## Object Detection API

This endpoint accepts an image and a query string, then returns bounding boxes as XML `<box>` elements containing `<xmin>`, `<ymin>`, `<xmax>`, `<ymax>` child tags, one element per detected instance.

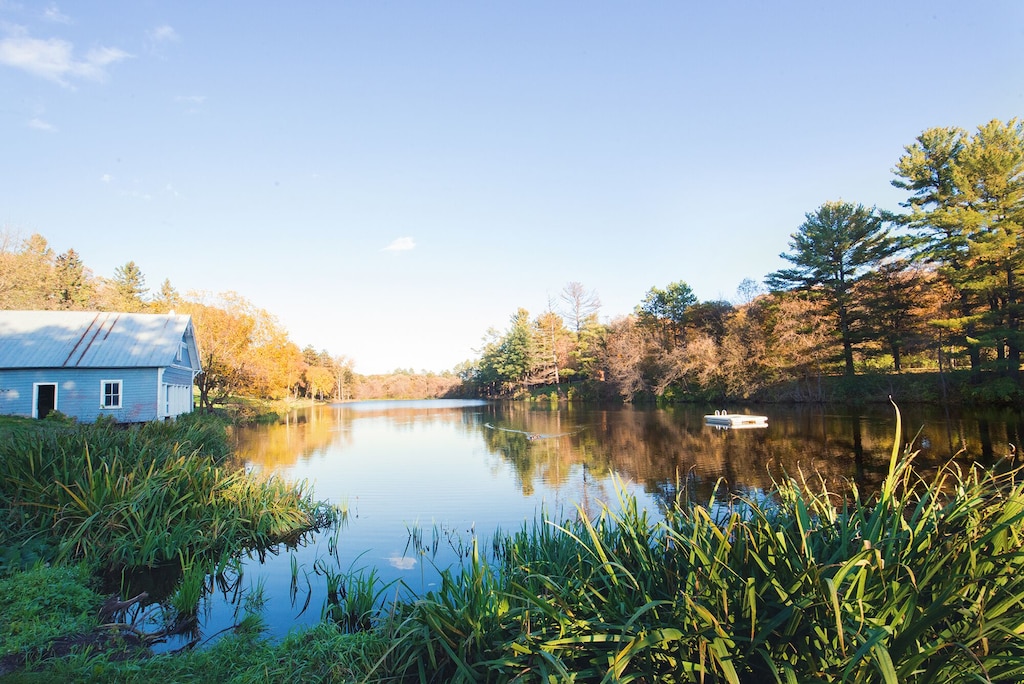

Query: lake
<box><xmin>182</xmin><ymin>399</ymin><xmax>1024</xmax><ymax>645</ymax></box>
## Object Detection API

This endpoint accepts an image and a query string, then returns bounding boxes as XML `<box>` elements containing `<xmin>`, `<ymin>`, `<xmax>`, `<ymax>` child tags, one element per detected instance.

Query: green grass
<box><xmin>0</xmin><ymin>562</ymin><xmax>103</xmax><ymax>657</ymax></box>
<box><xmin>3</xmin><ymin>608</ymin><xmax>388</xmax><ymax>683</ymax></box>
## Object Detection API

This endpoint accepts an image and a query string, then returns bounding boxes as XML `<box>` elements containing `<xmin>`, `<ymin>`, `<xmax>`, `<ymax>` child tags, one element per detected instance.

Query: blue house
<box><xmin>0</xmin><ymin>310</ymin><xmax>202</xmax><ymax>422</ymax></box>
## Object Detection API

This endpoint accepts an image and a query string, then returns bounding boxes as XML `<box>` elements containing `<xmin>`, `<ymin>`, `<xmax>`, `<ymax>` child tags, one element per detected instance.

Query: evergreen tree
<box><xmin>494</xmin><ymin>308</ymin><xmax>536</xmax><ymax>392</ymax></box>
<box><xmin>891</xmin><ymin>126</ymin><xmax>982</xmax><ymax>372</ymax></box>
<box><xmin>52</xmin><ymin>248</ymin><xmax>91</xmax><ymax>309</ymax></box>
<box><xmin>152</xmin><ymin>278</ymin><xmax>181</xmax><ymax>311</ymax></box>
<box><xmin>636</xmin><ymin>280</ymin><xmax>697</xmax><ymax>345</ymax></box>
<box><xmin>893</xmin><ymin>119</ymin><xmax>1024</xmax><ymax>375</ymax></box>
<box><xmin>767</xmin><ymin>201</ymin><xmax>902</xmax><ymax>376</ymax></box>
<box><xmin>111</xmin><ymin>261</ymin><xmax>149</xmax><ymax>312</ymax></box>
<box><xmin>954</xmin><ymin>119</ymin><xmax>1024</xmax><ymax>373</ymax></box>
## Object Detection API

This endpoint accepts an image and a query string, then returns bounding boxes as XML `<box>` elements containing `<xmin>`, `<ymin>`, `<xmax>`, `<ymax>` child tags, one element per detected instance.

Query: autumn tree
<box><xmin>0</xmin><ymin>232</ymin><xmax>55</xmax><ymax>309</ymax></box>
<box><xmin>333</xmin><ymin>355</ymin><xmax>355</xmax><ymax>401</ymax></box>
<box><xmin>717</xmin><ymin>296</ymin><xmax>774</xmax><ymax>397</ymax></box>
<box><xmin>684</xmin><ymin>300</ymin><xmax>734</xmax><ymax>343</ymax></box>
<box><xmin>555</xmin><ymin>282</ymin><xmax>605</xmax><ymax>381</ymax></box>
<box><xmin>858</xmin><ymin>261</ymin><xmax>945</xmax><ymax>371</ymax></box>
<box><xmin>767</xmin><ymin>201</ymin><xmax>902</xmax><ymax>376</ymax></box>
<box><xmin>177</xmin><ymin>292</ymin><xmax>262</xmax><ymax>408</ymax></box>
<box><xmin>243</xmin><ymin>306</ymin><xmax>302</xmax><ymax>399</ymax></box>
<box><xmin>761</xmin><ymin>293</ymin><xmax>837</xmax><ymax>393</ymax></box>
<box><xmin>533</xmin><ymin>306</ymin><xmax>575</xmax><ymax>385</ymax></box>
<box><xmin>600</xmin><ymin>315</ymin><xmax>653</xmax><ymax>402</ymax></box>
<box><xmin>306</xmin><ymin>366</ymin><xmax>335</xmax><ymax>400</ymax></box>
<box><xmin>298</xmin><ymin>348</ymin><xmax>355</xmax><ymax>401</ymax></box>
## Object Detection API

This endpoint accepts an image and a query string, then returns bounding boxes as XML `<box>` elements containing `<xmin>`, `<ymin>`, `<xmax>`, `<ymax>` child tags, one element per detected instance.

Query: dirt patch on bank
<box><xmin>0</xmin><ymin>628</ymin><xmax>151</xmax><ymax>678</ymax></box>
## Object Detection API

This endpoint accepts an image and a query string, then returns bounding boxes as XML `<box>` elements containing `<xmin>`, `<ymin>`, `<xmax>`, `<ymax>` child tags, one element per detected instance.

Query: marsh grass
<box><xmin>0</xmin><ymin>414</ymin><xmax>337</xmax><ymax>572</ymax></box>
<box><xmin>378</xmin><ymin>405</ymin><xmax>1024</xmax><ymax>683</ymax></box>
<box><xmin>315</xmin><ymin>559</ymin><xmax>396</xmax><ymax>633</ymax></box>
<box><xmin>0</xmin><ymin>412</ymin><xmax>342</xmax><ymax>647</ymax></box>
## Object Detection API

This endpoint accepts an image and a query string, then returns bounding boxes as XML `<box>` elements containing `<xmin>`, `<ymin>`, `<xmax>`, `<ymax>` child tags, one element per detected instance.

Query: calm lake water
<box><xmin>181</xmin><ymin>398</ymin><xmax>1024</xmax><ymax>645</ymax></box>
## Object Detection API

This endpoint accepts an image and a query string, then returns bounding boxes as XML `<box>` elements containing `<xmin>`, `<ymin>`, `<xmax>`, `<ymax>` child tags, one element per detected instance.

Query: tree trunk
<box><xmin>890</xmin><ymin>336</ymin><xmax>902</xmax><ymax>373</ymax></box>
<box><xmin>838</xmin><ymin>305</ymin><xmax>856</xmax><ymax>376</ymax></box>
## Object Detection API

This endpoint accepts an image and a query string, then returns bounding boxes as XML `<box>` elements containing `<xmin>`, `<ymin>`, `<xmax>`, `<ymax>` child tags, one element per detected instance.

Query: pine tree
<box><xmin>767</xmin><ymin>201</ymin><xmax>902</xmax><ymax>376</ymax></box>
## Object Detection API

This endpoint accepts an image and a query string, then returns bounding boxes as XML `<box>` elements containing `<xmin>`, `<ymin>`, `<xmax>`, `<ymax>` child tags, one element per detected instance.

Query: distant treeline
<box><xmin>3</xmin><ymin>118</ymin><xmax>1022</xmax><ymax>405</ymax></box>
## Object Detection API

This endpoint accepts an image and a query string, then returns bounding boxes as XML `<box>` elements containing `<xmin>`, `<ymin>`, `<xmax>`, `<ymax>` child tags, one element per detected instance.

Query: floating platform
<box><xmin>703</xmin><ymin>411</ymin><xmax>768</xmax><ymax>429</ymax></box>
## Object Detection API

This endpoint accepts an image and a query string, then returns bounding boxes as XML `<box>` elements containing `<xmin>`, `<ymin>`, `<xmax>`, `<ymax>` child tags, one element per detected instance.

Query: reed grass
<box><xmin>378</xmin><ymin>405</ymin><xmax>1024</xmax><ymax>683</ymax></box>
<box><xmin>0</xmin><ymin>415</ymin><xmax>339</xmax><ymax>574</ymax></box>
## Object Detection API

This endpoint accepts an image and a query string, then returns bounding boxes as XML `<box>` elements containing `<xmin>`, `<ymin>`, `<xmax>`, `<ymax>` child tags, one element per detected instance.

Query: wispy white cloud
<box><xmin>147</xmin><ymin>24</ymin><xmax>178</xmax><ymax>44</ymax></box>
<box><xmin>41</xmin><ymin>4</ymin><xmax>71</xmax><ymax>24</ymax></box>
<box><xmin>0</xmin><ymin>27</ymin><xmax>131</xmax><ymax>86</ymax></box>
<box><xmin>27</xmin><ymin>116</ymin><xmax>55</xmax><ymax>131</ymax></box>
<box><xmin>383</xmin><ymin>237</ymin><xmax>416</xmax><ymax>252</ymax></box>
<box><xmin>100</xmin><ymin>173</ymin><xmax>112</xmax><ymax>183</ymax></box>
<box><xmin>146</xmin><ymin>25</ymin><xmax>178</xmax><ymax>59</ymax></box>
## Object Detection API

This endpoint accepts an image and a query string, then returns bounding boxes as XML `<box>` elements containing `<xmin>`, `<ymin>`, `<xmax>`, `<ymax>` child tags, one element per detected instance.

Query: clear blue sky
<box><xmin>2</xmin><ymin>2</ymin><xmax>1021</xmax><ymax>374</ymax></box>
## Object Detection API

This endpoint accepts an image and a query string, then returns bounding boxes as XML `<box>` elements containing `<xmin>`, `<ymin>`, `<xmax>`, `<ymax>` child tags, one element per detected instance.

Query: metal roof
<box><xmin>0</xmin><ymin>311</ymin><xmax>196</xmax><ymax>369</ymax></box>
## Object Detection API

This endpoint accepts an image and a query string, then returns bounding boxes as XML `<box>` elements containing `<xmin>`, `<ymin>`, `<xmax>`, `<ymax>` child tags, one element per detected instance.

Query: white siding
<box><xmin>163</xmin><ymin>383</ymin><xmax>193</xmax><ymax>418</ymax></box>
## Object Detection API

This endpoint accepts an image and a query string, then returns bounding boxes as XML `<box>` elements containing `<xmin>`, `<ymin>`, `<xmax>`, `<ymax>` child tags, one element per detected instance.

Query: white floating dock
<box><xmin>703</xmin><ymin>411</ymin><xmax>768</xmax><ymax>429</ymax></box>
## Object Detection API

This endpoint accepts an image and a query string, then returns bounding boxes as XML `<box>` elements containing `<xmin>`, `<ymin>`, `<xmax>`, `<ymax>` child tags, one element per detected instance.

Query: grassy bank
<box><xmin>0</xmin><ymin>413</ymin><xmax>336</xmax><ymax>573</ymax></box>
<box><xmin>0</xmin><ymin>412</ymin><xmax>342</xmax><ymax>676</ymax></box>
<box><xmin>4</xmin><ymin>408</ymin><xmax>1024</xmax><ymax>681</ymax></box>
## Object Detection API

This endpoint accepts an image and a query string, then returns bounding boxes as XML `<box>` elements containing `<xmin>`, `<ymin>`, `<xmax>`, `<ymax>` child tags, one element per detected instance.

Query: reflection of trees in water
<box><xmin>237</xmin><ymin>402</ymin><xmax>494</xmax><ymax>471</ymax></box>
<box><xmin>475</xmin><ymin>403</ymin><xmax>1024</xmax><ymax>514</ymax></box>
<box><xmin>233</xmin><ymin>406</ymin><xmax>355</xmax><ymax>470</ymax></box>
<box><xmin>236</xmin><ymin>401</ymin><xmax>1024</xmax><ymax>515</ymax></box>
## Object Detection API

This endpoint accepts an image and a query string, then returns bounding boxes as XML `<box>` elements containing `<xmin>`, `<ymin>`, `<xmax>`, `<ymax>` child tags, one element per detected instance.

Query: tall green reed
<box><xmin>0</xmin><ymin>416</ymin><xmax>340</xmax><ymax>572</ymax></box>
<box><xmin>377</xmin><ymin>404</ymin><xmax>1024</xmax><ymax>683</ymax></box>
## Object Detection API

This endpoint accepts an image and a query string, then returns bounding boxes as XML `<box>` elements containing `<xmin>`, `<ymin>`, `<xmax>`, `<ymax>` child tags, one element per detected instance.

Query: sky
<box><xmin>2</xmin><ymin>2</ymin><xmax>1022</xmax><ymax>374</ymax></box>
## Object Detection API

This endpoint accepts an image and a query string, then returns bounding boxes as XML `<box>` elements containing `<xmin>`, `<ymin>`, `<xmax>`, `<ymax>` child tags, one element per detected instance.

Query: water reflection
<box><xmin>216</xmin><ymin>399</ymin><xmax>1024</xmax><ymax>641</ymax></box>
<box><xmin>233</xmin><ymin>400</ymin><xmax>1024</xmax><ymax>515</ymax></box>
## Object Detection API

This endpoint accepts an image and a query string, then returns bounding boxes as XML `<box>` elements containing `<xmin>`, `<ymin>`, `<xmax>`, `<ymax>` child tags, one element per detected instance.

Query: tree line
<box><xmin>462</xmin><ymin>119</ymin><xmax>1024</xmax><ymax>402</ymax></box>
<box><xmin>4</xmin><ymin>118</ymin><xmax>1021</xmax><ymax>405</ymax></box>
<box><xmin>0</xmin><ymin>241</ymin><xmax>462</xmax><ymax>404</ymax></box>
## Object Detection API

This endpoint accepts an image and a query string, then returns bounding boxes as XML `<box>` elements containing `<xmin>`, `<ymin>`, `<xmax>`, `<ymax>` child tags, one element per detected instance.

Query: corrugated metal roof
<box><xmin>0</xmin><ymin>311</ymin><xmax>194</xmax><ymax>369</ymax></box>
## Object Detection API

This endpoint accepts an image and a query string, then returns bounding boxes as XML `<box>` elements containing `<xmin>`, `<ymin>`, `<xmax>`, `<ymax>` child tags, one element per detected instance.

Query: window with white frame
<box><xmin>101</xmin><ymin>380</ymin><xmax>122</xmax><ymax>409</ymax></box>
